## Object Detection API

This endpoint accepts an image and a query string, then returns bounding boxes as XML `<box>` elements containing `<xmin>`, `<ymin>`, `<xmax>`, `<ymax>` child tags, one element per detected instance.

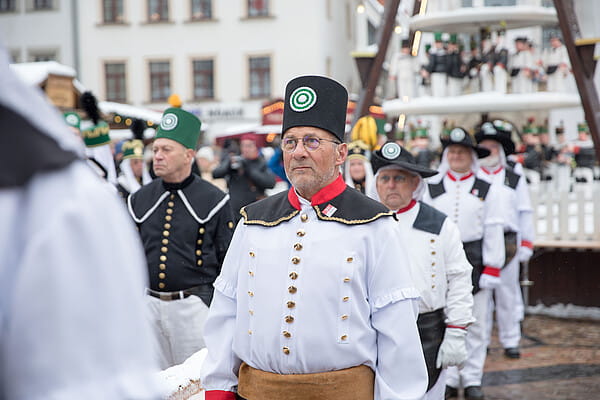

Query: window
<box><xmin>105</xmin><ymin>63</ymin><xmax>127</xmax><ymax>103</ymax></box>
<box><xmin>150</xmin><ymin>61</ymin><xmax>170</xmax><ymax>102</ymax></box>
<box><xmin>30</xmin><ymin>51</ymin><xmax>56</xmax><ymax>62</ymax></box>
<box><xmin>191</xmin><ymin>0</ymin><xmax>211</xmax><ymax>20</ymax></box>
<box><xmin>247</xmin><ymin>0</ymin><xmax>268</xmax><ymax>17</ymax></box>
<box><xmin>249</xmin><ymin>56</ymin><xmax>270</xmax><ymax>98</ymax></box>
<box><xmin>103</xmin><ymin>0</ymin><xmax>123</xmax><ymax>23</ymax></box>
<box><xmin>148</xmin><ymin>0</ymin><xmax>169</xmax><ymax>22</ymax></box>
<box><xmin>0</xmin><ymin>0</ymin><xmax>16</xmax><ymax>12</ymax></box>
<box><xmin>33</xmin><ymin>0</ymin><xmax>53</xmax><ymax>10</ymax></box>
<box><xmin>484</xmin><ymin>0</ymin><xmax>515</xmax><ymax>6</ymax></box>
<box><xmin>192</xmin><ymin>59</ymin><xmax>214</xmax><ymax>100</ymax></box>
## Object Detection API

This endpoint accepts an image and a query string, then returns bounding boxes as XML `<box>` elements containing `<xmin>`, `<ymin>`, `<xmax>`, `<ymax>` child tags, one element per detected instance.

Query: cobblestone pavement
<box><xmin>459</xmin><ymin>315</ymin><xmax>600</xmax><ymax>400</ymax></box>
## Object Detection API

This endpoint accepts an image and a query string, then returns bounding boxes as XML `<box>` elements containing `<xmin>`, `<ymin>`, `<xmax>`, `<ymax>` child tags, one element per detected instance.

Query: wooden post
<box><xmin>553</xmin><ymin>0</ymin><xmax>600</xmax><ymax>161</ymax></box>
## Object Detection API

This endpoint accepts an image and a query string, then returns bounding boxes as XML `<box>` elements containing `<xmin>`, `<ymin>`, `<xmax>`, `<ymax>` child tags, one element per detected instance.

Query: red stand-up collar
<box><xmin>481</xmin><ymin>165</ymin><xmax>503</xmax><ymax>175</ymax></box>
<box><xmin>396</xmin><ymin>199</ymin><xmax>417</xmax><ymax>214</ymax></box>
<box><xmin>287</xmin><ymin>174</ymin><xmax>346</xmax><ymax>210</ymax></box>
<box><xmin>447</xmin><ymin>171</ymin><xmax>474</xmax><ymax>181</ymax></box>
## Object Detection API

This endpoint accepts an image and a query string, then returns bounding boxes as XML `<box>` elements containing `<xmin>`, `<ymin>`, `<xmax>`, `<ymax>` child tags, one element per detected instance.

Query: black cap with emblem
<box><xmin>443</xmin><ymin>127</ymin><xmax>490</xmax><ymax>158</ymax></box>
<box><xmin>282</xmin><ymin>75</ymin><xmax>348</xmax><ymax>142</ymax></box>
<box><xmin>475</xmin><ymin>120</ymin><xmax>516</xmax><ymax>155</ymax></box>
<box><xmin>371</xmin><ymin>141</ymin><xmax>438</xmax><ymax>178</ymax></box>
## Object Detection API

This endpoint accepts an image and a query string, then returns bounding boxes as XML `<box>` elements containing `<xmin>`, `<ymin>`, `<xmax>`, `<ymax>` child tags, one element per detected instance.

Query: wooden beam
<box><xmin>351</xmin><ymin>0</ymin><xmax>402</xmax><ymax>133</ymax></box>
<box><xmin>553</xmin><ymin>0</ymin><xmax>600</xmax><ymax>161</ymax></box>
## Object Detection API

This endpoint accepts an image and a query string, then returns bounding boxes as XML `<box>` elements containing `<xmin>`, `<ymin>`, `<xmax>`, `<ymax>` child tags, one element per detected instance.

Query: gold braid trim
<box><xmin>313</xmin><ymin>206</ymin><xmax>394</xmax><ymax>225</ymax></box>
<box><xmin>240</xmin><ymin>208</ymin><xmax>300</xmax><ymax>227</ymax></box>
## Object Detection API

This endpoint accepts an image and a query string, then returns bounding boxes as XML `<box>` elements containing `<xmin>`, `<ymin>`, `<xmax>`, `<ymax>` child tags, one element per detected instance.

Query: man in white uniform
<box><xmin>368</xmin><ymin>142</ymin><xmax>475</xmax><ymax>400</ymax></box>
<box><xmin>475</xmin><ymin>121</ymin><xmax>535</xmax><ymax>360</ymax></box>
<box><xmin>200</xmin><ymin>75</ymin><xmax>428</xmax><ymax>400</ymax></box>
<box><xmin>422</xmin><ymin>128</ymin><xmax>505</xmax><ymax>400</ymax></box>
<box><xmin>0</xmin><ymin>44</ymin><xmax>160</xmax><ymax>399</ymax></box>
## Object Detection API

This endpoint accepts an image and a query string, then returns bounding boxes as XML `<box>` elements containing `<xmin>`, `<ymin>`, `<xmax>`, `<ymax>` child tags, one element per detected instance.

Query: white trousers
<box><xmin>447</xmin><ymin>77</ymin><xmax>463</xmax><ymax>97</ymax></box>
<box><xmin>480</xmin><ymin>64</ymin><xmax>493</xmax><ymax>92</ymax></box>
<box><xmin>146</xmin><ymin>294</ymin><xmax>210</xmax><ymax>369</ymax></box>
<box><xmin>446</xmin><ymin>289</ymin><xmax>491</xmax><ymax>388</ymax></box>
<box><xmin>493</xmin><ymin>66</ymin><xmax>508</xmax><ymax>93</ymax></box>
<box><xmin>487</xmin><ymin>256</ymin><xmax>522</xmax><ymax>349</ymax></box>
<box><xmin>431</xmin><ymin>73</ymin><xmax>447</xmax><ymax>97</ymax></box>
<box><xmin>421</xmin><ymin>369</ymin><xmax>447</xmax><ymax>400</ymax></box>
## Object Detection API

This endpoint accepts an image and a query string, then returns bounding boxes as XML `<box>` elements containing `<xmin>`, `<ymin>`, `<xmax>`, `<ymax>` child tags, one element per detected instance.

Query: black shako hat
<box><xmin>475</xmin><ymin>120</ymin><xmax>516</xmax><ymax>155</ymax></box>
<box><xmin>443</xmin><ymin>127</ymin><xmax>491</xmax><ymax>158</ymax></box>
<box><xmin>372</xmin><ymin>141</ymin><xmax>438</xmax><ymax>178</ymax></box>
<box><xmin>282</xmin><ymin>75</ymin><xmax>348</xmax><ymax>142</ymax></box>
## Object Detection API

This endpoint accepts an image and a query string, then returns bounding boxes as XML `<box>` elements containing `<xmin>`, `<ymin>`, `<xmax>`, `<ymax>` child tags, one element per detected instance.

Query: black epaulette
<box><xmin>242</xmin><ymin>187</ymin><xmax>394</xmax><ymax>227</ymax></box>
<box><xmin>413</xmin><ymin>201</ymin><xmax>447</xmax><ymax>235</ymax></box>
<box><xmin>504</xmin><ymin>168</ymin><xmax>521</xmax><ymax>190</ymax></box>
<box><xmin>506</xmin><ymin>159</ymin><xmax>517</xmax><ymax>169</ymax></box>
<box><xmin>470</xmin><ymin>178</ymin><xmax>491</xmax><ymax>201</ymax></box>
<box><xmin>428</xmin><ymin>181</ymin><xmax>446</xmax><ymax>199</ymax></box>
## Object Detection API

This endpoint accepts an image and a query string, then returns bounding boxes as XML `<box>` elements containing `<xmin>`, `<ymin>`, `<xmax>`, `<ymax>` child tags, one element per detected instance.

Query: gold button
<box><xmin>293</xmin><ymin>243</ymin><xmax>303</xmax><ymax>251</ymax></box>
<box><xmin>341</xmin><ymin>335</ymin><xmax>348</xmax><ymax>341</ymax></box>
<box><xmin>249</xmin><ymin>251</ymin><xmax>255</xmax><ymax>257</ymax></box>
<box><xmin>248</xmin><ymin>330</ymin><xmax>252</xmax><ymax>335</ymax></box>
<box><xmin>170</xmin><ymin>194</ymin><xmax>175</xmax><ymax>200</ymax></box>
<box><xmin>197</xmin><ymin>259</ymin><xmax>203</xmax><ymax>266</ymax></box>
<box><xmin>249</xmin><ymin>270</ymin><xmax>254</xmax><ymax>276</ymax></box>
<box><xmin>165</xmin><ymin>215</ymin><xmax>172</xmax><ymax>221</ymax></box>
<box><xmin>249</xmin><ymin>310</ymin><xmax>254</xmax><ymax>315</ymax></box>
<box><xmin>430</xmin><ymin>238</ymin><xmax>435</xmax><ymax>243</ymax></box>
<box><xmin>346</xmin><ymin>257</ymin><xmax>353</xmax><ymax>262</ymax></box>
<box><xmin>196</xmin><ymin>250</ymin><xmax>202</xmax><ymax>256</ymax></box>
<box><xmin>285</xmin><ymin>315</ymin><xmax>294</xmax><ymax>323</ymax></box>
<box><xmin>197</xmin><ymin>239</ymin><xmax>203</xmax><ymax>245</ymax></box>
<box><xmin>158</xmin><ymin>272</ymin><xmax>165</xmax><ymax>279</ymax></box>
<box><xmin>289</xmin><ymin>271</ymin><xmax>298</xmax><ymax>280</ymax></box>
<box><xmin>431</xmin><ymin>251</ymin><xmax>436</xmax><ymax>255</ymax></box>
<box><xmin>283</xmin><ymin>330</ymin><xmax>291</xmax><ymax>338</ymax></box>
<box><xmin>300</xmin><ymin>214</ymin><xmax>308</xmax><ymax>222</ymax></box>
<box><xmin>161</xmin><ymin>246</ymin><xmax>168</xmax><ymax>253</ymax></box>
<box><xmin>162</xmin><ymin>238</ymin><xmax>169</xmax><ymax>245</ymax></box>
<box><xmin>343</xmin><ymin>296</ymin><xmax>350</xmax><ymax>302</ymax></box>
<box><xmin>341</xmin><ymin>314</ymin><xmax>348</xmax><ymax>320</ymax></box>
<box><xmin>282</xmin><ymin>347</ymin><xmax>290</xmax><ymax>355</ymax></box>
<box><xmin>158</xmin><ymin>282</ymin><xmax>165</xmax><ymax>289</ymax></box>
<box><xmin>291</xmin><ymin>256</ymin><xmax>300</xmax><ymax>264</ymax></box>
<box><xmin>168</xmin><ymin>201</ymin><xmax>174</xmax><ymax>207</ymax></box>
<box><xmin>432</xmin><ymin>285</ymin><xmax>436</xmax><ymax>289</ymax></box>
<box><xmin>287</xmin><ymin>301</ymin><xmax>296</xmax><ymax>309</ymax></box>
<box><xmin>163</xmin><ymin>230</ymin><xmax>170</xmax><ymax>237</ymax></box>
<box><xmin>199</xmin><ymin>227</ymin><xmax>205</xmax><ymax>234</ymax></box>
<box><xmin>164</xmin><ymin>223</ymin><xmax>171</xmax><ymax>229</ymax></box>
<box><xmin>159</xmin><ymin>263</ymin><xmax>166</xmax><ymax>270</ymax></box>
<box><xmin>432</xmin><ymin>274</ymin><xmax>436</xmax><ymax>278</ymax></box>
<box><xmin>343</xmin><ymin>277</ymin><xmax>351</xmax><ymax>282</ymax></box>
<box><xmin>248</xmin><ymin>291</ymin><xmax>254</xmax><ymax>297</ymax></box>
<box><xmin>288</xmin><ymin>286</ymin><xmax>297</xmax><ymax>294</ymax></box>
<box><xmin>432</xmin><ymin>262</ymin><xmax>436</xmax><ymax>266</ymax></box>
<box><xmin>160</xmin><ymin>255</ymin><xmax>167</xmax><ymax>262</ymax></box>
<box><xmin>228</xmin><ymin>221</ymin><xmax>234</xmax><ymax>229</ymax></box>
<box><xmin>166</xmin><ymin>208</ymin><xmax>173</xmax><ymax>215</ymax></box>
<box><xmin>296</xmin><ymin>229</ymin><xmax>306</xmax><ymax>237</ymax></box>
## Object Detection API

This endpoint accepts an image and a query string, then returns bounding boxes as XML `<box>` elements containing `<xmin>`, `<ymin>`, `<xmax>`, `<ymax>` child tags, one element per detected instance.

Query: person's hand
<box><xmin>479</xmin><ymin>267</ymin><xmax>501</xmax><ymax>289</ymax></box>
<box><xmin>436</xmin><ymin>328</ymin><xmax>468</xmax><ymax>369</ymax></box>
<box><xmin>518</xmin><ymin>246</ymin><xmax>533</xmax><ymax>263</ymax></box>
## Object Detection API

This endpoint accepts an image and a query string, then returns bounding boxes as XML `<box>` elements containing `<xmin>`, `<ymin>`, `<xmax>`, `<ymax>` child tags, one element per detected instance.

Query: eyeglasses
<box><xmin>377</xmin><ymin>175</ymin><xmax>408</xmax><ymax>183</ymax></box>
<box><xmin>281</xmin><ymin>135</ymin><xmax>341</xmax><ymax>152</ymax></box>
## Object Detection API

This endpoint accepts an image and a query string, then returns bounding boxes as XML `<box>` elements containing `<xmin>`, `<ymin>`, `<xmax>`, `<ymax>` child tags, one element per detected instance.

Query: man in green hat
<box><xmin>425</xmin><ymin>32</ymin><xmax>449</xmax><ymax>97</ymax></box>
<box><xmin>116</xmin><ymin>139</ymin><xmax>152</xmax><ymax>199</ymax></box>
<box><xmin>127</xmin><ymin>107</ymin><xmax>236</xmax><ymax>369</ymax></box>
<box><xmin>446</xmin><ymin>34</ymin><xmax>466</xmax><ymax>96</ymax></box>
<box><xmin>572</xmin><ymin>122</ymin><xmax>596</xmax><ymax>184</ymax></box>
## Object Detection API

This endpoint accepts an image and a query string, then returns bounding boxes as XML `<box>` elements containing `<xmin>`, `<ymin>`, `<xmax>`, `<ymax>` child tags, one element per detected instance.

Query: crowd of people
<box><xmin>3</xmin><ymin>33</ymin><xmax>598</xmax><ymax>399</ymax></box>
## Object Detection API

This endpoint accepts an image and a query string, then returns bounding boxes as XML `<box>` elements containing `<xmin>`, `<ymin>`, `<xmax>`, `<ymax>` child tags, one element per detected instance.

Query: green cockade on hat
<box><xmin>63</xmin><ymin>111</ymin><xmax>81</xmax><ymax>130</ymax></box>
<box><xmin>155</xmin><ymin>107</ymin><xmax>201</xmax><ymax>149</ymax></box>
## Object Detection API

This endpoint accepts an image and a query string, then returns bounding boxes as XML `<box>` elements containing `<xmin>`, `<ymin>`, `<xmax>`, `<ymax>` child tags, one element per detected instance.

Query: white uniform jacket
<box><xmin>422</xmin><ymin>171</ymin><xmax>505</xmax><ymax>272</ymax></box>
<box><xmin>201</xmin><ymin>176</ymin><xmax>428</xmax><ymax>400</ymax></box>
<box><xmin>395</xmin><ymin>201</ymin><xmax>474</xmax><ymax>327</ymax></box>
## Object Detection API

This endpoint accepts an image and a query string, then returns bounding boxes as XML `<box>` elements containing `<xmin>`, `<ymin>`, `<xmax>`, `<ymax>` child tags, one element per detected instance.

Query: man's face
<box><xmin>478</xmin><ymin>139</ymin><xmax>500</xmax><ymax>157</ymax></box>
<box><xmin>240</xmin><ymin>139</ymin><xmax>259</xmax><ymax>160</ymax></box>
<box><xmin>130</xmin><ymin>158</ymin><xmax>144</xmax><ymax>179</ymax></box>
<box><xmin>446</xmin><ymin>145</ymin><xmax>473</xmax><ymax>173</ymax></box>
<box><xmin>349</xmin><ymin>158</ymin><xmax>366</xmax><ymax>181</ymax></box>
<box><xmin>376</xmin><ymin>168</ymin><xmax>419</xmax><ymax>211</ymax></box>
<box><xmin>550</xmin><ymin>37</ymin><xmax>561</xmax><ymax>48</ymax></box>
<box><xmin>282</xmin><ymin>126</ymin><xmax>347</xmax><ymax>199</ymax></box>
<box><xmin>152</xmin><ymin>138</ymin><xmax>192</xmax><ymax>181</ymax></box>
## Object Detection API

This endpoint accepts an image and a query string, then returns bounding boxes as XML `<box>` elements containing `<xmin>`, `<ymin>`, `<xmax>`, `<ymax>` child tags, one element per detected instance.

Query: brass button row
<box><xmin>283</xmin><ymin>346</ymin><xmax>290</xmax><ymax>355</ymax></box>
<box><xmin>199</xmin><ymin>227</ymin><xmax>205</xmax><ymax>234</ymax></box>
<box><xmin>283</xmin><ymin>330</ymin><xmax>291</xmax><ymax>338</ymax></box>
<box><xmin>292</xmin><ymin>256</ymin><xmax>300</xmax><ymax>265</ymax></box>
<box><xmin>288</xmin><ymin>286</ymin><xmax>297</xmax><ymax>294</ymax></box>
<box><xmin>289</xmin><ymin>271</ymin><xmax>298</xmax><ymax>280</ymax></box>
<box><xmin>287</xmin><ymin>301</ymin><xmax>295</xmax><ymax>309</ymax></box>
<box><xmin>293</xmin><ymin>243</ymin><xmax>303</xmax><ymax>251</ymax></box>
<box><xmin>297</xmin><ymin>229</ymin><xmax>305</xmax><ymax>237</ymax></box>
<box><xmin>285</xmin><ymin>315</ymin><xmax>294</xmax><ymax>323</ymax></box>
<box><xmin>300</xmin><ymin>214</ymin><xmax>308</xmax><ymax>222</ymax></box>
<box><xmin>168</xmin><ymin>201</ymin><xmax>174</xmax><ymax>207</ymax></box>
<box><xmin>197</xmin><ymin>238</ymin><xmax>203</xmax><ymax>245</ymax></box>
<box><xmin>158</xmin><ymin>282</ymin><xmax>165</xmax><ymax>289</ymax></box>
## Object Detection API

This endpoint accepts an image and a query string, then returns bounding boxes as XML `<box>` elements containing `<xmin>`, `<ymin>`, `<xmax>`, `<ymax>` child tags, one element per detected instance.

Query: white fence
<box><xmin>530</xmin><ymin>181</ymin><xmax>600</xmax><ymax>247</ymax></box>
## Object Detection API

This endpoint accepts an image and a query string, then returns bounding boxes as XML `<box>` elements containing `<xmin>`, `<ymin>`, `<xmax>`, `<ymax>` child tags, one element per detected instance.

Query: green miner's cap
<box><xmin>537</xmin><ymin>125</ymin><xmax>548</xmax><ymax>134</ymax></box>
<box><xmin>155</xmin><ymin>107</ymin><xmax>201</xmax><ymax>149</ymax></box>
<box><xmin>434</xmin><ymin>32</ymin><xmax>443</xmax><ymax>42</ymax></box>
<box><xmin>122</xmin><ymin>139</ymin><xmax>145</xmax><ymax>159</ymax></box>
<box><xmin>449</xmin><ymin>34</ymin><xmax>458</xmax><ymax>44</ymax></box>
<box><xmin>82</xmin><ymin>120</ymin><xmax>111</xmax><ymax>147</ymax></box>
<box><xmin>577</xmin><ymin>122</ymin><xmax>589</xmax><ymax>133</ymax></box>
<box><xmin>415</xmin><ymin>127</ymin><xmax>429</xmax><ymax>138</ymax></box>
<box><xmin>63</xmin><ymin>111</ymin><xmax>81</xmax><ymax>130</ymax></box>
<box><xmin>396</xmin><ymin>130</ymin><xmax>405</xmax><ymax>141</ymax></box>
<box><xmin>522</xmin><ymin>124</ymin><xmax>537</xmax><ymax>134</ymax></box>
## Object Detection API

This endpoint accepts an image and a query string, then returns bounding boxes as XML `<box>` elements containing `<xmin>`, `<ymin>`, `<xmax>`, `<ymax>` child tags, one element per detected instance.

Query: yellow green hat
<box><xmin>122</xmin><ymin>139</ymin><xmax>145</xmax><ymax>160</ymax></box>
<box><xmin>63</xmin><ymin>112</ymin><xmax>81</xmax><ymax>130</ymax></box>
<box><xmin>82</xmin><ymin>121</ymin><xmax>111</xmax><ymax>147</ymax></box>
<box><xmin>155</xmin><ymin>107</ymin><xmax>201</xmax><ymax>149</ymax></box>
<box><xmin>347</xmin><ymin>140</ymin><xmax>370</xmax><ymax>161</ymax></box>
<box><xmin>577</xmin><ymin>122</ymin><xmax>589</xmax><ymax>133</ymax></box>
